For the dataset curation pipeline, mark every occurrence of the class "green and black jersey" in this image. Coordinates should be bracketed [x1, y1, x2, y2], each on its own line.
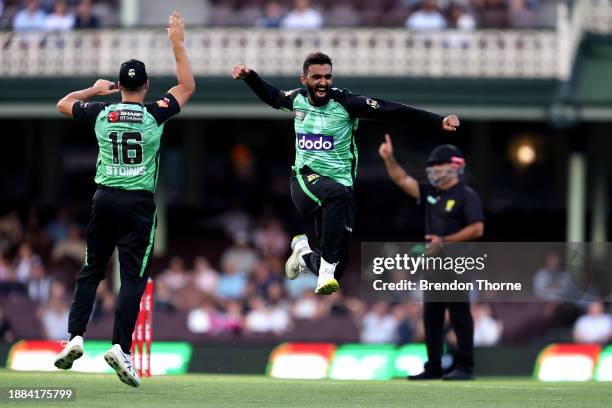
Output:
[244, 71, 444, 187]
[72, 93, 180, 193]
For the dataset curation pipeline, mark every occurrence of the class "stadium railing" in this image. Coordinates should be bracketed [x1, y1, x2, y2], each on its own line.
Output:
[0, 3, 585, 80]
[586, 0, 612, 34]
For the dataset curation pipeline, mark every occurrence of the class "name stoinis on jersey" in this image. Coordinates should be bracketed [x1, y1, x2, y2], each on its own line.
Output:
[105, 165, 147, 177]
[108, 110, 144, 123]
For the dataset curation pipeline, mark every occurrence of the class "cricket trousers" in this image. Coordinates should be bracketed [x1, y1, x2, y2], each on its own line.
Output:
[423, 301, 474, 374]
[68, 186, 156, 354]
[290, 167, 355, 281]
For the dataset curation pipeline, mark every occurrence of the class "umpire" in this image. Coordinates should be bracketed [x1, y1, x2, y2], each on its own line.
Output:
[379, 134, 484, 380]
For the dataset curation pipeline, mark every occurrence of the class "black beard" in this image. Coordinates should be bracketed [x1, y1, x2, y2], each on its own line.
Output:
[307, 85, 331, 106]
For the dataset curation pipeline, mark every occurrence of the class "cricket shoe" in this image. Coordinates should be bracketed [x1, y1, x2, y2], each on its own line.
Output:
[315, 258, 339, 295]
[104, 344, 141, 388]
[285, 234, 312, 280]
[54, 336, 84, 370]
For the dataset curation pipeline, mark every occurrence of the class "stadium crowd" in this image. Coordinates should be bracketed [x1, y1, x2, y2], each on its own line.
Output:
[1, 206, 610, 347]
[0, 0, 561, 31]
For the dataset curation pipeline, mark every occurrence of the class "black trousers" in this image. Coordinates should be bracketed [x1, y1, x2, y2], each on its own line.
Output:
[423, 301, 474, 374]
[68, 186, 156, 354]
[290, 168, 355, 281]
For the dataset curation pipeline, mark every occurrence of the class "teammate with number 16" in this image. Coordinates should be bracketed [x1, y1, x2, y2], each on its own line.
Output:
[53, 12, 195, 387]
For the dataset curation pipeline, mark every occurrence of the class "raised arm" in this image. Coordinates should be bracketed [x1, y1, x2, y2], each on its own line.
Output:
[341, 91, 459, 133]
[166, 12, 196, 108]
[56, 79, 118, 118]
[232, 65, 294, 111]
[378, 134, 420, 199]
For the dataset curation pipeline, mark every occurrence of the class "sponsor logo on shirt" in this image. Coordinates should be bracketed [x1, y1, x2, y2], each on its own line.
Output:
[294, 110, 306, 121]
[445, 199, 456, 212]
[366, 98, 380, 109]
[108, 110, 143, 123]
[307, 174, 320, 182]
[297, 134, 334, 151]
[156, 98, 169, 108]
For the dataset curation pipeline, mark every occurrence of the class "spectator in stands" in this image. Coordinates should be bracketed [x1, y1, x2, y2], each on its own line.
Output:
[573, 302, 612, 343]
[192, 256, 219, 295]
[245, 296, 291, 334]
[39, 281, 70, 340]
[280, 0, 322, 30]
[448, 2, 476, 30]
[360, 302, 398, 344]
[153, 279, 175, 312]
[256, 1, 284, 28]
[292, 289, 320, 320]
[254, 218, 289, 258]
[405, 0, 446, 31]
[472, 303, 503, 346]
[44, 0, 74, 31]
[45, 209, 70, 244]
[28, 259, 51, 303]
[0, 250, 10, 281]
[220, 231, 259, 275]
[533, 251, 574, 301]
[0, 265, 26, 297]
[0, 304, 15, 342]
[472, 0, 509, 28]
[0, 211, 24, 251]
[158, 256, 189, 293]
[218, 259, 248, 300]
[251, 261, 275, 298]
[13, 242, 40, 283]
[74, 0, 98, 29]
[284, 269, 317, 298]
[393, 303, 416, 344]
[187, 296, 220, 334]
[51, 223, 85, 264]
[13, 0, 46, 32]
[91, 280, 115, 321]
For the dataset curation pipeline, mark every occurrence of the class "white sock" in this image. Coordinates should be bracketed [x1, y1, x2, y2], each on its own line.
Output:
[294, 239, 312, 270]
[319, 257, 337, 279]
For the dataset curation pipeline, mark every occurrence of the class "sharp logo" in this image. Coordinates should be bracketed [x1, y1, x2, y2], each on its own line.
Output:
[108, 110, 143, 123]
[297, 134, 334, 151]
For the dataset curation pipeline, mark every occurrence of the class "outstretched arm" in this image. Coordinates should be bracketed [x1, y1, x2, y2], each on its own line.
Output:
[166, 12, 196, 108]
[56, 79, 118, 118]
[378, 134, 420, 199]
[341, 91, 459, 133]
[232, 65, 294, 111]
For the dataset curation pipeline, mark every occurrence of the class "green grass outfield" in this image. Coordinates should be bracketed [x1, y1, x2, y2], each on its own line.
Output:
[1, 369, 611, 408]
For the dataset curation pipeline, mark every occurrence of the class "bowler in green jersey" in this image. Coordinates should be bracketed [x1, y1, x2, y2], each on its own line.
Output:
[233, 53, 459, 295]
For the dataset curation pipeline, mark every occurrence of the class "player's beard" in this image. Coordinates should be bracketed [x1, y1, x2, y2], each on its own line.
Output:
[307, 83, 331, 106]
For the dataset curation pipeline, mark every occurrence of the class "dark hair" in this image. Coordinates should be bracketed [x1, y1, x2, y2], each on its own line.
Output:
[303, 52, 332, 75]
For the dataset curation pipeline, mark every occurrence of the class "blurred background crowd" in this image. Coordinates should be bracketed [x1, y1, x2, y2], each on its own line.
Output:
[0, 0, 562, 32]
[1, 206, 610, 348]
